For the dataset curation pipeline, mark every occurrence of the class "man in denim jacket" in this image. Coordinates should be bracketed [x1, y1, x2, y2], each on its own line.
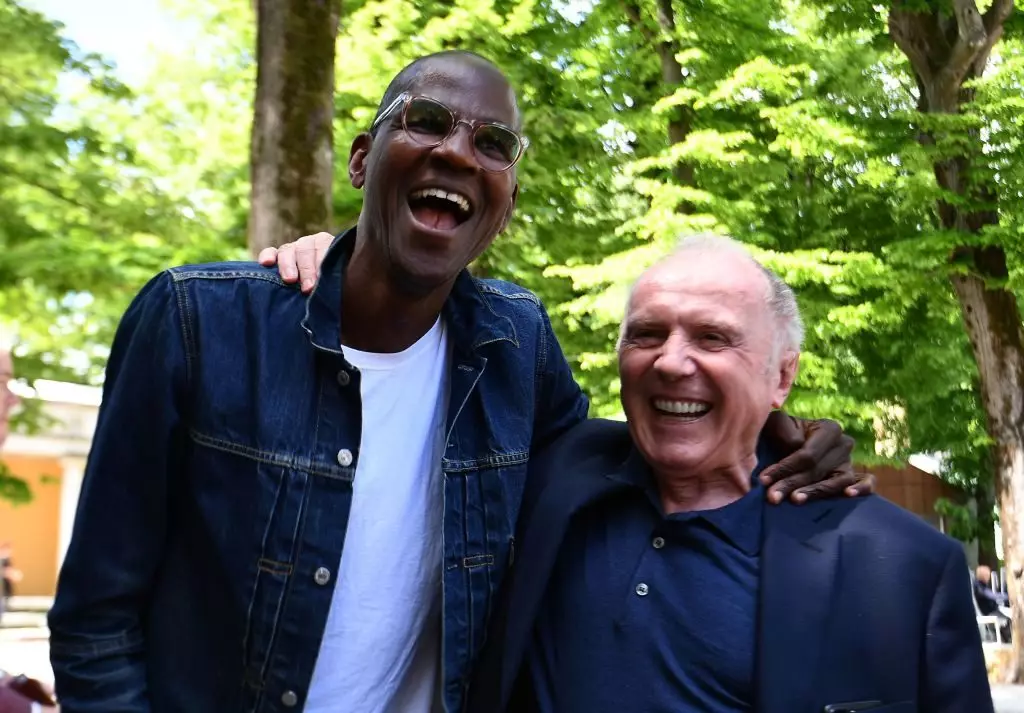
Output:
[50, 51, 868, 713]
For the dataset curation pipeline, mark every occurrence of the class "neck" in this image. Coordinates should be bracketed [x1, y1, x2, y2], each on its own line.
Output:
[341, 233, 453, 353]
[654, 452, 757, 514]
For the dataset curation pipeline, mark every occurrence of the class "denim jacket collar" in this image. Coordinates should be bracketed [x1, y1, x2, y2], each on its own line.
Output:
[301, 228, 519, 358]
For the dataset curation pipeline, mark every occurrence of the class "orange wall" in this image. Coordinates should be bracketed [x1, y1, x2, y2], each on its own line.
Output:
[0, 454, 63, 596]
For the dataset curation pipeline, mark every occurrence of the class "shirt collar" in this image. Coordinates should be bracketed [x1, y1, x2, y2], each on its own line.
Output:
[300, 228, 519, 358]
[615, 434, 777, 556]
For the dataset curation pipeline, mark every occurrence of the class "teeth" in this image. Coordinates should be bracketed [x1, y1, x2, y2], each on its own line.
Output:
[411, 187, 471, 215]
[653, 399, 710, 415]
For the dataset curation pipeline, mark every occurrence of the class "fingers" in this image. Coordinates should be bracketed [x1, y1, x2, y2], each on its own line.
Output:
[760, 439, 855, 505]
[763, 410, 805, 451]
[840, 471, 875, 498]
[276, 242, 298, 283]
[787, 469, 860, 504]
[294, 232, 334, 293]
[257, 246, 279, 266]
[261, 232, 334, 292]
[762, 459, 822, 504]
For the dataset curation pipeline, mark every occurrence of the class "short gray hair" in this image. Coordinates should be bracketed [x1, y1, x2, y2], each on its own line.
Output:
[620, 233, 804, 358]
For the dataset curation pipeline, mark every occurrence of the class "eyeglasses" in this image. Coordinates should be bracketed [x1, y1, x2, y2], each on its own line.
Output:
[370, 93, 529, 173]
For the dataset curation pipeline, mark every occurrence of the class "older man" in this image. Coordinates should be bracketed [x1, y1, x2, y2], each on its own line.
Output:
[467, 236, 993, 713]
[51, 52, 864, 713]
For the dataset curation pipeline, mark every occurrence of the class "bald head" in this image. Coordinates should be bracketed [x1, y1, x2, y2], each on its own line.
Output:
[372, 50, 521, 131]
[621, 234, 804, 361]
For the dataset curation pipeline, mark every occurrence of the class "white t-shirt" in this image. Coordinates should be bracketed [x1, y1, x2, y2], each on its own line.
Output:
[304, 317, 449, 713]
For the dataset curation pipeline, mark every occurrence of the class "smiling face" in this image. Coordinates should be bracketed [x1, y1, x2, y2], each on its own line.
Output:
[618, 251, 798, 480]
[349, 55, 520, 296]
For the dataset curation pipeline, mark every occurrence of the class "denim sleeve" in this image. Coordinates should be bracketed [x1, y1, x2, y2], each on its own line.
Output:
[48, 272, 188, 713]
[531, 302, 588, 452]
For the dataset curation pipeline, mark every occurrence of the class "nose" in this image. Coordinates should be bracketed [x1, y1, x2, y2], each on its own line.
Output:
[431, 121, 478, 170]
[653, 334, 697, 380]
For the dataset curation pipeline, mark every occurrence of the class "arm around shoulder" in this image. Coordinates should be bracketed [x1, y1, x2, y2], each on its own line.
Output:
[48, 272, 190, 713]
[921, 543, 995, 713]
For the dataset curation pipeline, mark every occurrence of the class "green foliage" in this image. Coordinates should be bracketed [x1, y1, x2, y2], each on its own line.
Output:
[2, 0, 1021, 522]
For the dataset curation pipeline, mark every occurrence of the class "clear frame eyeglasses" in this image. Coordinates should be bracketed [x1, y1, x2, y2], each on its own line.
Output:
[370, 92, 529, 173]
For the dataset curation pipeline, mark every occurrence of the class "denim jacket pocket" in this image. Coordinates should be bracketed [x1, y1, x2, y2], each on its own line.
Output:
[238, 462, 311, 691]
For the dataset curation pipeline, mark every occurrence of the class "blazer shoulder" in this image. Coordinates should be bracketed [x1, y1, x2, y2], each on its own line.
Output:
[838, 495, 963, 566]
[534, 418, 632, 471]
[523, 419, 632, 508]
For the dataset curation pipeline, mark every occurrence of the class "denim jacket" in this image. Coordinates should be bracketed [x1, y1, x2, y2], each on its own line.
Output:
[48, 230, 589, 713]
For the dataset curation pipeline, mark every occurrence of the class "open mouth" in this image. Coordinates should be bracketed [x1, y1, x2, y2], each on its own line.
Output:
[408, 187, 474, 231]
[652, 398, 712, 421]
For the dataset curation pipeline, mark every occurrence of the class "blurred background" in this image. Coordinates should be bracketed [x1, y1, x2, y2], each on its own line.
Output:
[1, 0, 1023, 696]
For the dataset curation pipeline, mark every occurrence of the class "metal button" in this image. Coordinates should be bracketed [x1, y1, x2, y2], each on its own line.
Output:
[314, 567, 331, 586]
[336, 448, 353, 467]
[281, 690, 299, 707]
[652, 536, 665, 549]
[336, 370, 351, 387]
[635, 582, 649, 597]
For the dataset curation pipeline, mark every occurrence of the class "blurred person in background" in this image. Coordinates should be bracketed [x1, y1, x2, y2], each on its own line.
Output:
[975, 564, 1012, 642]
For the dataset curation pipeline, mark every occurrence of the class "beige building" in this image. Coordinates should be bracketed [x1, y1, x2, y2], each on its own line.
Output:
[0, 380, 99, 597]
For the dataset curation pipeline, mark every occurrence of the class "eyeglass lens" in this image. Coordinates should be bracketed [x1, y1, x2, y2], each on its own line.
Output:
[403, 97, 522, 171]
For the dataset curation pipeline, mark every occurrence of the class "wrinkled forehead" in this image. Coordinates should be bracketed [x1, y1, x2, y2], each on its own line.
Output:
[407, 60, 519, 127]
[627, 256, 771, 322]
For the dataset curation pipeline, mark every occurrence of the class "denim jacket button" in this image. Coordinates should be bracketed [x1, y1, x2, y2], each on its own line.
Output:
[336, 370, 351, 387]
[336, 449, 353, 467]
[314, 567, 331, 586]
[281, 690, 299, 707]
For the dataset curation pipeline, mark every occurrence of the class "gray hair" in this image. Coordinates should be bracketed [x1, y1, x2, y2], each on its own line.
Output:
[620, 233, 804, 359]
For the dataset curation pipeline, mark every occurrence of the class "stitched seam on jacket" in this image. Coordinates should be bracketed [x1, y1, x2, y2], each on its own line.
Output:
[189, 429, 354, 481]
[170, 270, 288, 286]
[442, 450, 529, 473]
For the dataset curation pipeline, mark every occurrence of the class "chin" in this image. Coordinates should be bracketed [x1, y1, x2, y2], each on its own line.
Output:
[389, 261, 458, 298]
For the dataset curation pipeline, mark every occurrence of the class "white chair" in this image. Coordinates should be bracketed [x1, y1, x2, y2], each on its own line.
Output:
[971, 573, 1011, 646]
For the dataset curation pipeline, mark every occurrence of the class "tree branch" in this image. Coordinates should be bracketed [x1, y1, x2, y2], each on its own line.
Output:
[889, 7, 936, 87]
[620, 0, 657, 44]
[941, 0, 987, 84]
[984, 0, 1014, 35]
[975, 0, 1015, 74]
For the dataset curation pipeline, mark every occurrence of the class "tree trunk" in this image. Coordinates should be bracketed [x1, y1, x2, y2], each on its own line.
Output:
[951, 267, 1024, 682]
[889, 0, 1022, 681]
[621, 0, 695, 196]
[974, 454, 999, 569]
[249, 0, 341, 256]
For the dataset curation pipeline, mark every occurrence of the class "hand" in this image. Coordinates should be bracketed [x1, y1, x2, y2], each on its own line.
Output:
[758, 412, 875, 505]
[257, 232, 336, 293]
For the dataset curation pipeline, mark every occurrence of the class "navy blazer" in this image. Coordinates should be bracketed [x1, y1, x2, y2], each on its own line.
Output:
[467, 419, 994, 713]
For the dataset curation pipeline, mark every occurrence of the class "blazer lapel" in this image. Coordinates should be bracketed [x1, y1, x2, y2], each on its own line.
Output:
[496, 466, 632, 707]
[756, 502, 842, 713]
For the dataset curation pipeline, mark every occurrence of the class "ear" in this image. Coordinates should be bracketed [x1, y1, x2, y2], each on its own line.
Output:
[348, 133, 373, 189]
[498, 182, 519, 233]
[771, 352, 799, 409]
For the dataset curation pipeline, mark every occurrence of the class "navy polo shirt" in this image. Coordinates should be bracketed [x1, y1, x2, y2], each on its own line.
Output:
[527, 445, 773, 713]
